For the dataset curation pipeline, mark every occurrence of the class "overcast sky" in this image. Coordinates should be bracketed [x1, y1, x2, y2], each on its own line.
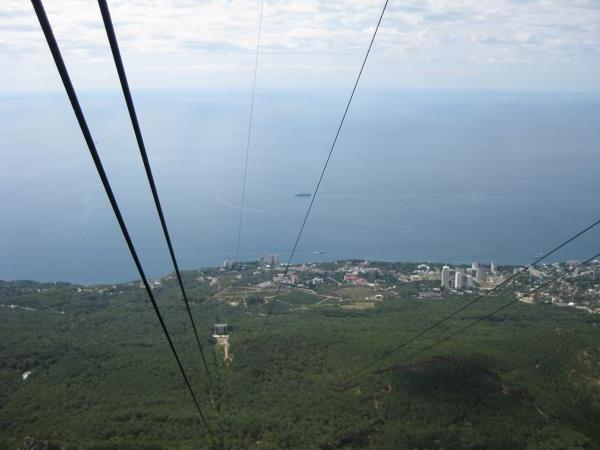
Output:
[2, 0, 600, 93]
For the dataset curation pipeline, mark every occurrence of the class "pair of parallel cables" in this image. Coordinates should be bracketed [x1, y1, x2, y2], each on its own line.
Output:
[32, 0, 217, 443]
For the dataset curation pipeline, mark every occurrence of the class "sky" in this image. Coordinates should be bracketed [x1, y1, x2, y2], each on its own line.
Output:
[1, 0, 600, 93]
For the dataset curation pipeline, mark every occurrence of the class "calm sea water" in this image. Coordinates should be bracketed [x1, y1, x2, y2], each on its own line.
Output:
[1, 88, 599, 284]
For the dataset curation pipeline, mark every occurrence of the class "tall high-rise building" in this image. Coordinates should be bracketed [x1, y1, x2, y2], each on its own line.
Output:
[491, 261, 498, 275]
[441, 266, 451, 288]
[455, 269, 465, 290]
[261, 254, 279, 266]
[476, 266, 487, 282]
[466, 275, 474, 289]
[471, 262, 480, 270]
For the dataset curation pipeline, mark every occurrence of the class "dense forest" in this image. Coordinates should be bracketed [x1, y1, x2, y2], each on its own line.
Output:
[1, 267, 599, 449]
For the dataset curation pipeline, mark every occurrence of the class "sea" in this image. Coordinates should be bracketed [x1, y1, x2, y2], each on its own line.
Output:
[1, 88, 599, 284]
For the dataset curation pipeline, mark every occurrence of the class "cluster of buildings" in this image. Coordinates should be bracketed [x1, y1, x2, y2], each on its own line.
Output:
[261, 254, 280, 267]
[343, 273, 368, 285]
[223, 254, 280, 271]
[273, 272, 299, 285]
[203, 257, 600, 314]
[343, 263, 382, 286]
[441, 262, 499, 290]
[514, 260, 600, 313]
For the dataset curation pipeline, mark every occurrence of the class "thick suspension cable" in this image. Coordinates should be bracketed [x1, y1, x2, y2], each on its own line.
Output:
[262, 0, 390, 321]
[31, 0, 215, 442]
[342, 217, 600, 380]
[235, 0, 265, 264]
[365, 251, 600, 382]
[97, 0, 212, 385]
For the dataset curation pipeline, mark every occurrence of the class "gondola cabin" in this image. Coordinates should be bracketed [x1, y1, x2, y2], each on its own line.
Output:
[213, 323, 229, 336]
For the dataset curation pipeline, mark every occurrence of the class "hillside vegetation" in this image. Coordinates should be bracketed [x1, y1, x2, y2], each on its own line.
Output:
[1, 267, 599, 449]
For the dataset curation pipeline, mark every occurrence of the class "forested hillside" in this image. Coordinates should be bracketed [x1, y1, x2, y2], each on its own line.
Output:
[1, 269, 599, 450]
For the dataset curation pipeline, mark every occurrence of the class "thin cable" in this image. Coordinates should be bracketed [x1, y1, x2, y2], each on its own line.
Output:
[235, 0, 265, 263]
[31, 1, 215, 442]
[262, 0, 390, 321]
[375, 251, 600, 378]
[342, 217, 600, 380]
[97, 0, 212, 386]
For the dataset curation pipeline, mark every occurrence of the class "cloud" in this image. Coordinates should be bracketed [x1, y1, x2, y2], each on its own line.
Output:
[1, 0, 599, 91]
[181, 40, 246, 53]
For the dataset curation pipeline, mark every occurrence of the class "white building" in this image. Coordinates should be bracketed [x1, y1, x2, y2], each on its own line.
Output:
[455, 269, 466, 290]
[476, 267, 487, 282]
[441, 266, 451, 288]
[491, 261, 498, 275]
[466, 275, 475, 289]
[262, 254, 279, 266]
[213, 323, 229, 335]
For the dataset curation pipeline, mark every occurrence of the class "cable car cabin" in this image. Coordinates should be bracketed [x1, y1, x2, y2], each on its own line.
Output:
[213, 323, 229, 336]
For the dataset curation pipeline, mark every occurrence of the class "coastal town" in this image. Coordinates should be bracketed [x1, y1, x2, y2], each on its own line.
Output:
[3, 257, 600, 318]
[211, 256, 600, 314]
